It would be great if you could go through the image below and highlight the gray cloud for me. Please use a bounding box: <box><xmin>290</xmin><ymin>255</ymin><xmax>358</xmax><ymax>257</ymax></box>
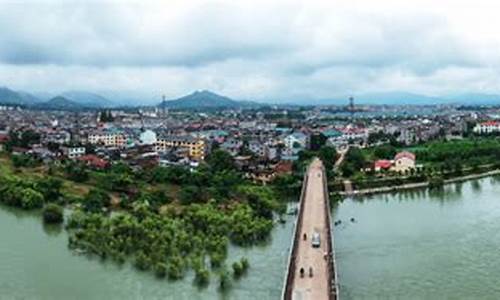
<box><xmin>0</xmin><ymin>0</ymin><xmax>499</xmax><ymax>101</ymax></box>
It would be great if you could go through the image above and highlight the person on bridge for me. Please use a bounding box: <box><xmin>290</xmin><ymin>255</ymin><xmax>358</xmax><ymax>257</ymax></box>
<box><xmin>300</xmin><ymin>267</ymin><xmax>305</xmax><ymax>278</ymax></box>
<box><xmin>309</xmin><ymin>267</ymin><xmax>313</xmax><ymax>277</ymax></box>
<box><xmin>303</xmin><ymin>233</ymin><xmax>307</xmax><ymax>240</ymax></box>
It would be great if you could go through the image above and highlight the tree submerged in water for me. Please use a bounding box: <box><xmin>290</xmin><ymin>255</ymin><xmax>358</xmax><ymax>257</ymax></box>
<box><xmin>232</xmin><ymin>257</ymin><xmax>250</xmax><ymax>279</ymax></box>
<box><xmin>43</xmin><ymin>203</ymin><xmax>64</xmax><ymax>224</ymax></box>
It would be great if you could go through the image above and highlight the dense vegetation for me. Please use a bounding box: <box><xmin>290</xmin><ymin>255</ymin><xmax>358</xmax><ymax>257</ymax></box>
<box><xmin>0</xmin><ymin>149</ymin><xmax>286</xmax><ymax>288</ymax></box>
<box><xmin>339</xmin><ymin>137</ymin><xmax>500</xmax><ymax>190</ymax></box>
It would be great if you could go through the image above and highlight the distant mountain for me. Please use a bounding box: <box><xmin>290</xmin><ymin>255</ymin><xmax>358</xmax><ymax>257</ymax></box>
<box><xmin>60</xmin><ymin>91</ymin><xmax>114</xmax><ymax>108</ymax></box>
<box><xmin>158</xmin><ymin>90</ymin><xmax>258</xmax><ymax>109</ymax></box>
<box><xmin>443</xmin><ymin>93</ymin><xmax>500</xmax><ymax>105</ymax></box>
<box><xmin>0</xmin><ymin>87</ymin><xmax>41</xmax><ymax>105</ymax></box>
<box><xmin>36</xmin><ymin>96</ymin><xmax>84</xmax><ymax>111</ymax></box>
<box><xmin>354</xmin><ymin>92</ymin><xmax>443</xmax><ymax>105</ymax></box>
<box><xmin>295</xmin><ymin>92</ymin><xmax>445</xmax><ymax>106</ymax></box>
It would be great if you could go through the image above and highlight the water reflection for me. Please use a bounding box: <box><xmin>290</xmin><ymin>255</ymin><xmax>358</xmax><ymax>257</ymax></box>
<box><xmin>42</xmin><ymin>222</ymin><xmax>63</xmax><ymax>236</ymax></box>
<box><xmin>471</xmin><ymin>180</ymin><xmax>482</xmax><ymax>193</ymax></box>
<box><xmin>0</xmin><ymin>203</ymin><xmax>40</xmax><ymax>219</ymax></box>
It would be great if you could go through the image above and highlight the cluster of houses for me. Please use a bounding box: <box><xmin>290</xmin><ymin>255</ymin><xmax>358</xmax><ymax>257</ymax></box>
<box><xmin>0</xmin><ymin>104</ymin><xmax>485</xmax><ymax>181</ymax></box>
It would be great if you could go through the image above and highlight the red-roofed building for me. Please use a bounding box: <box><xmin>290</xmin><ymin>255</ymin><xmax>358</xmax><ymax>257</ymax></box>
<box><xmin>0</xmin><ymin>134</ymin><xmax>8</xmax><ymax>143</ymax></box>
<box><xmin>0</xmin><ymin>134</ymin><xmax>8</xmax><ymax>152</ymax></box>
<box><xmin>394</xmin><ymin>151</ymin><xmax>416</xmax><ymax>161</ymax></box>
<box><xmin>374</xmin><ymin>159</ymin><xmax>392</xmax><ymax>171</ymax></box>
<box><xmin>393</xmin><ymin>151</ymin><xmax>416</xmax><ymax>172</ymax></box>
<box><xmin>274</xmin><ymin>161</ymin><xmax>293</xmax><ymax>175</ymax></box>
<box><xmin>473</xmin><ymin>121</ymin><xmax>500</xmax><ymax>134</ymax></box>
<box><xmin>77</xmin><ymin>154</ymin><xmax>109</xmax><ymax>169</ymax></box>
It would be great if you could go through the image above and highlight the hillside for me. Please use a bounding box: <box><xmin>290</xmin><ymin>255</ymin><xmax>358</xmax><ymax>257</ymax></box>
<box><xmin>60</xmin><ymin>91</ymin><xmax>114</xmax><ymax>108</ymax></box>
<box><xmin>36</xmin><ymin>96</ymin><xmax>84</xmax><ymax>110</ymax></box>
<box><xmin>158</xmin><ymin>90</ymin><xmax>256</xmax><ymax>109</ymax></box>
<box><xmin>0</xmin><ymin>87</ymin><xmax>41</xmax><ymax>105</ymax></box>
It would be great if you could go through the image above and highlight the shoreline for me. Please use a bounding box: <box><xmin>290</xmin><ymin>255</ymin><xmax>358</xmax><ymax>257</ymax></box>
<box><xmin>338</xmin><ymin>169</ymin><xmax>500</xmax><ymax>196</ymax></box>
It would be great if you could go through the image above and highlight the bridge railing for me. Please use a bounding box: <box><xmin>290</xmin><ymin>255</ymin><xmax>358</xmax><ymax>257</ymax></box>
<box><xmin>281</xmin><ymin>166</ymin><xmax>309</xmax><ymax>300</ymax></box>
<box><xmin>321</xmin><ymin>165</ymin><xmax>339</xmax><ymax>300</ymax></box>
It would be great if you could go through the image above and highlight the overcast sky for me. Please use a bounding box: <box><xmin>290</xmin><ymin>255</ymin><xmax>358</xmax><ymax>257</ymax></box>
<box><xmin>1</xmin><ymin>0</ymin><xmax>500</xmax><ymax>102</ymax></box>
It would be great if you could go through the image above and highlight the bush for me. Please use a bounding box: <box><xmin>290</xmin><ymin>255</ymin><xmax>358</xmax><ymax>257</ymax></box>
<box><xmin>154</xmin><ymin>262</ymin><xmax>167</xmax><ymax>278</ymax></box>
<box><xmin>233</xmin><ymin>257</ymin><xmax>250</xmax><ymax>278</ymax></box>
<box><xmin>83</xmin><ymin>189</ymin><xmax>111</xmax><ymax>213</ymax></box>
<box><xmin>218</xmin><ymin>266</ymin><xmax>231</xmax><ymax>290</ymax></box>
<box><xmin>134</xmin><ymin>252</ymin><xmax>151</xmax><ymax>271</ymax></box>
<box><xmin>240</xmin><ymin>257</ymin><xmax>249</xmax><ymax>271</ymax></box>
<box><xmin>167</xmin><ymin>256</ymin><xmax>185</xmax><ymax>280</ymax></box>
<box><xmin>43</xmin><ymin>203</ymin><xmax>64</xmax><ymax>224</ymax></box>
<box><xmin>428</xmin><ymin>176</ymin><xmax>444</xmax><ymax>190</ymax></box>
<box><xmin>232</xmin><ymin>261</ymin><xmax>244</xmax><ymax>278</ymax></box>
<box><xmin>210</xmin><ymin>252</ymin><xmax>224</xmax><ymax>269</ymax></box>
<box><xmin>194</xmin><ymin>268</ymin><xmax>210</xmax><ymax>286</ymax></box>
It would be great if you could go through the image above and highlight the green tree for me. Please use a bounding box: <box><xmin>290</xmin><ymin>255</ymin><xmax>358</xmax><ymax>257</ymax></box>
<box><xmin>179</xmin><ymin>185</ymin><xmax>204</xmax><ymax>205</ymax></box>
<box><xmin>206</xmin><ymin>150</ymin><xmax>236</xmax><ymax>173</ymax></box>
<box><xmin>83</xmin><ymin>189</ymin><xmax>111</xmax><ymax>213</ymax></box>
<box><xmin>194</xmin><ymin>267</ymin><xmax>210</xmax><ymax>287</ymax></box>
<box><xmin>373</xmin><ymin>145</ymin><xmax>397</xmax><ymax>159</ymax></box>
<box><xmin>310</xmin><ymin>133</ymin><xmax>327</xmax><ymax>151</ymax></box>
<box><xmin>20</xmin><ymin>188</ymin><xmax>44</xmax><ymax>209</ymax></box>
<box><xmin>37</xmin><ymin>177</ymin><xmax>63</xmax><ymax>202</ymax></box>
<box><xmin>43</xmin><ymin>203</ymin><xmax>64</xmax><ymax>224</ymax></box>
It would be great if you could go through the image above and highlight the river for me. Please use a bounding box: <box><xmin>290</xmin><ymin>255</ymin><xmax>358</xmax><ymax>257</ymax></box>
<box><xmin>5</xmin><ymin>177</ymin><xmax>500</xmax><ymax>299</ymax></box>
<box><xmin>334</xmin><ymin>176</ymin><xmax>500</xmax><ymax>299</ymax></box>
<box><xmin>0</xmin><ymin>205</ymin><xmax>295</xmax><ymax>300</ymax></box>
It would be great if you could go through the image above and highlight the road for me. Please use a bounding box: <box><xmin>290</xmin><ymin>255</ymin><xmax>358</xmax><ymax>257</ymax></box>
<box><xmin>333</xmin><ymin>146</ymin><xmax>349</xmax><ymax>171</ymax></box>
<box><xmin>291</xmin><ymin>158</ymin><xmax>331</xmax><ymax>300</ymax></box>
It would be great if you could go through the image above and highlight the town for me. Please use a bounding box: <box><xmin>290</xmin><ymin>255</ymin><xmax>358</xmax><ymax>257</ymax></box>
<box><xmin>0</xmin><ymin>100</ymin><xmax>493</xmax><ymax>183</ymax></box>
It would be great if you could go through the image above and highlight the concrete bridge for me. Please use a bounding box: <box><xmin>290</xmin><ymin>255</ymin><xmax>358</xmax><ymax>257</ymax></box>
<box><xmin>282</xmin><ymin>158</ymin><xmax>339</xmax><ymax>300</ymax></box>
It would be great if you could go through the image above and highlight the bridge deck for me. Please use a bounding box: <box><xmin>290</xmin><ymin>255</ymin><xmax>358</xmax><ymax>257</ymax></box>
<box><xmin>284</xmin><ymin>158</ymin><xmax>337</xmax><ymax>300</ymax></box>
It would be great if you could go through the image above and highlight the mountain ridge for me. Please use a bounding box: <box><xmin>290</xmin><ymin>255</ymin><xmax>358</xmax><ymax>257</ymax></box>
<box><xmin>158</xmin><ymin>90</ymin><xmax>259</xmax><ymax>109</ymax></box>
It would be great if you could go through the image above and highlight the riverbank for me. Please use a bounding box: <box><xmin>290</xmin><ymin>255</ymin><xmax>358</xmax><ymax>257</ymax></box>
<box><xmin>338</xmin><ymin>168</ymin><xmax>500</xmax><ymax>196</ymax></box>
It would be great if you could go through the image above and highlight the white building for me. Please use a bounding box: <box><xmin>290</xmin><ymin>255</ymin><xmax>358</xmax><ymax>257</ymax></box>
<box><xmin>473</xmin><ymin>121</ymin><xmax>500</xmax><ymax>134</ymax></box>
<box><xmin>283</xmin><ymin>132</ymin><xmax>308</xmax><ymax>150</ymax></box>
<box><xmin>63</xmin><ymin>146</ymin><xmax>86</xmax><ymax>159</ymax></box>
<box><xmin>392</xmin><ymin>151</ymin><xmax>416</xmax><ymax>173</ymax></box>
<box><xmin>140</xmin><ymin>130</ymin><xmax>157</xmax><ymax>145</ymax></box>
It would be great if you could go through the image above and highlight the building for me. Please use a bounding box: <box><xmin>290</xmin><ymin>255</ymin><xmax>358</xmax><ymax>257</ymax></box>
<box><xmin>88</xmin><ymin>131</ymin><xmax>127</xmax><ymax>147</ymax></box>
<box><xmin>140</xmin><ymin>129</ymin><xmax>157</xmax><ymax>145</ymax></box>
<box><xmin>62</xmin><ymin>146</ymin><xmax>86</xmax><ymax>159</ymax></box>
<box><xmin>248</xmin><ymin>140</ymin><xmax>267</xmax><ymax>158</ymax></box>
<box><xmin>43</xmin><ymin>130</ymin><xmax>71</xmax><ymax>144</ymax></box>
<box><xmin>374</xmin><ymin>159</ymin><xmax>392</xmax><ymax>172</ymax></box>
<box><xmin>155</xmin><ymin>135</ymin><xmax>206</xmax><ymax>161</ymax></box>
<box><xmin>77</xmin><ymin>154</ymin><xmax>109</xmax><ymax>169</ymax></box>
<box><xmin>473</xmin><ymin>121</ymin><xmax>500</xmax><ymax>134</ymax></box>
<box><xmin>220</xmin><ymin>138</ymin><xmax>243</xmax><ymax>156</ymax></box>
<box><xmin>0</xmin><ymin>134</ymin><xmax>8</xmax><ymax>152</ymax></box>
<box><xmin>284</xmin><ymin>132</ymin><xmax>308</xmax><ymax>150</ymax></box>
<box><xmin>392</xmin><ymin>151</ymin><xmax>416</xmax><ymax>173</ymax></box>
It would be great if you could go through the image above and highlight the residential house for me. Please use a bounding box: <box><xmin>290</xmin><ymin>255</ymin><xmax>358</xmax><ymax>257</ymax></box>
<box><xmin>220</xmin><ymin>138</ymin><xmax>243</xmax><ymax>156</ymax></box>
<box><xmin>62</xmin><ymin>146</ymin><xmax>86</xmax><ymax>159</ymax></box>
<box><xmin>392</xmin><ymin>151</ymin><xmax>416</xmax><ymax>173</ymax></box>
<box><xmin>473</xmin><ymin>121</ymin><xmax>500</xmax><ymax>134</ymax></box>
<box><xmin>88</xmin><ymin>130</ymin><xmax>127</xmax><ymax>148</ymax></box>
<box><xmin>156</xmin><ymin>135</ymin><xmax>207</xmax><ymax>161</ymax></box>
